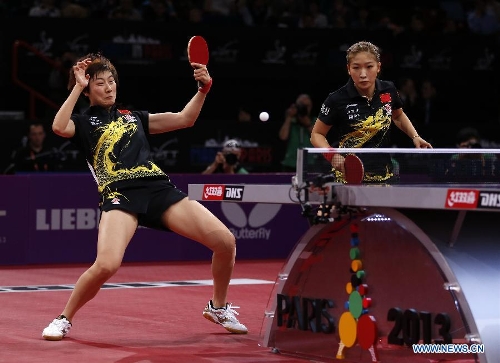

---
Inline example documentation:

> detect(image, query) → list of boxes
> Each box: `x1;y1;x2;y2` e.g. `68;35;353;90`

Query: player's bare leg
163;198;247;333
162;198;235;306
42;210;137;340
62;210;138;320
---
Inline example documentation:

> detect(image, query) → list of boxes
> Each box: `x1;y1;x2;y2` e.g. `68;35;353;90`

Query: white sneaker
202;300;248;334
42;315;72;341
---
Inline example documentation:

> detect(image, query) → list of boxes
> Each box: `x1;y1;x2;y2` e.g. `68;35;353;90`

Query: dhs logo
478;191;500;209
224;185;244;201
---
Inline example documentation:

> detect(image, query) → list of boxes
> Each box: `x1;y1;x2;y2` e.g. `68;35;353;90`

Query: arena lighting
362;213;391;222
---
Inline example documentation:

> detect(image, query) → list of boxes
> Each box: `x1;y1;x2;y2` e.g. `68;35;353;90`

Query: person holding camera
278;93;315;172
202;139;249;174
445;127;497;180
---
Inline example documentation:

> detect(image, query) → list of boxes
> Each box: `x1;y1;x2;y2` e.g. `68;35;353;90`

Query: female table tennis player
42;52;248;340
311;40;432;183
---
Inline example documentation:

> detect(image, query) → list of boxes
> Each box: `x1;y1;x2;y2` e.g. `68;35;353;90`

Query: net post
296;148;308;186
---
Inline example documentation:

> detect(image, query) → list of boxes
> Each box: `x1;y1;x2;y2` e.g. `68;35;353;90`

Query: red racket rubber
187;35;209;65
344;154;364;184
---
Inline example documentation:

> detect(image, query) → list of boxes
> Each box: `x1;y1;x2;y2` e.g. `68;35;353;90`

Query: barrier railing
11;39;61;120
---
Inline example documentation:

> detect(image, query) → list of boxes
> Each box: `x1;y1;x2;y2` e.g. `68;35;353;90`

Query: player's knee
92;259;120;279
206;229;236;255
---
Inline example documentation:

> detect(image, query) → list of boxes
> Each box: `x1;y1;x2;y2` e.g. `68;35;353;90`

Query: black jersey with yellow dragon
318;78;404;182
71;106;166;193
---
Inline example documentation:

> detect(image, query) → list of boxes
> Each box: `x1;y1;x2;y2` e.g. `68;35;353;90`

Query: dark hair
346;41;381;64
67;52;119;92
456;127;480;144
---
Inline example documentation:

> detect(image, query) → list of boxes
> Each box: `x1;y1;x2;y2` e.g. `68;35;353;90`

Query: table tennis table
189;148;500;363
188;182;500;211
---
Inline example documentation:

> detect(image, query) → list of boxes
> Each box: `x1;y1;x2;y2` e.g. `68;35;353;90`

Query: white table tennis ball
259;111;269;122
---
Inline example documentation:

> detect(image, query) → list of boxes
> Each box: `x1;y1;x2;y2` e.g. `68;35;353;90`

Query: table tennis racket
344;154;364;184
187;35;209;89
188;35;209;66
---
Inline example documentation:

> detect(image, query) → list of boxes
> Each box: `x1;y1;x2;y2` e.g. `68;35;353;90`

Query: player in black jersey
42;53;247;341
311;41;432;183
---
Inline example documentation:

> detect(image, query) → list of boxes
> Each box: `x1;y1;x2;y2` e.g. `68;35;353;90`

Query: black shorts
99;178;188;231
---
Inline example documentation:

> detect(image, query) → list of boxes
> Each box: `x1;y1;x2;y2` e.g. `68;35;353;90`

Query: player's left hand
413;137;432;148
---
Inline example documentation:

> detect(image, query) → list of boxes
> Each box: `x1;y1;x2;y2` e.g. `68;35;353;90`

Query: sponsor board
478;191;500;209
445;189;500;210
202;184;245;201
445;189;479;209
221;202;282;240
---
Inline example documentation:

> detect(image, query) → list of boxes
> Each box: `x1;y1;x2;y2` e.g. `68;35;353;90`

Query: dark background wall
1;14;499;173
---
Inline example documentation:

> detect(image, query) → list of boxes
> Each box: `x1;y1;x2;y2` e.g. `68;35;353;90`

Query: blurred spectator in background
350;5;373;30
187;6;204;23
48;49;80;107
420;4;445;33
298;0;328;28
0;0;8;16
202;139;249;174
328;0;352;26
141;0;177;22
237;106;252;122
397;77;420;123
371;8;404;35
466;0;500;35
7;0;31;17
408;12;428;35
9;122;57;173
437;2;466;34
266;0;301;28
446;126;497;180
203;0;232;17
416;79;446;126
442;15;462;34
279;93;315;172
439;0;466;23
248;0;269;26
29;0;61;17
202;0;253;26
1;0;498;34
60;0;89;18
108;0;143;20
452;126;495;161
456;126;482;148
229;0;255;26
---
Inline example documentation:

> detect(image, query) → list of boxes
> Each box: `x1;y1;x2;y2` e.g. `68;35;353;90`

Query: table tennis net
296;147;500;185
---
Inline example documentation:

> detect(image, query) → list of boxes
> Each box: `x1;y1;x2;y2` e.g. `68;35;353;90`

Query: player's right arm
311;118;345;172
310;118;331;148
53;59;91;138
52;85;82;138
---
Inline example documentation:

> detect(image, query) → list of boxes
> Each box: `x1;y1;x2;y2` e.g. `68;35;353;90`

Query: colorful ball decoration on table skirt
336;222;379;362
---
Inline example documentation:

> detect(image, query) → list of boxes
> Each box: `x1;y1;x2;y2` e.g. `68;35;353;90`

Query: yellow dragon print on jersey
92;117;164;193
339;107;391;149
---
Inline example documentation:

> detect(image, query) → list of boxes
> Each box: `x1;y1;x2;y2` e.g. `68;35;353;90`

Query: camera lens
225;153;238;165
296;103;308;116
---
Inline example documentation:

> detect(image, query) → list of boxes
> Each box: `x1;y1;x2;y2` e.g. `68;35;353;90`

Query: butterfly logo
220;202;282;240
